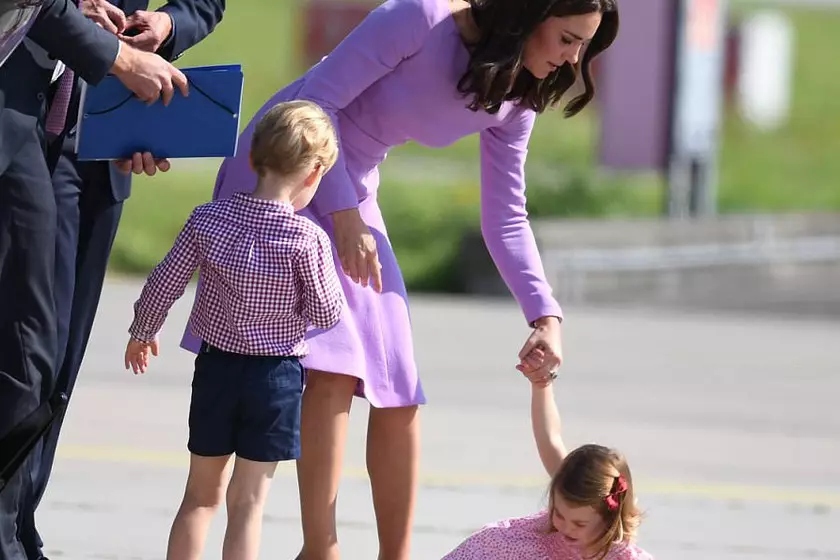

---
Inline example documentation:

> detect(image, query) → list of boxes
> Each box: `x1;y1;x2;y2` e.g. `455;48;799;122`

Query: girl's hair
456;0;619;117
549;444;642;560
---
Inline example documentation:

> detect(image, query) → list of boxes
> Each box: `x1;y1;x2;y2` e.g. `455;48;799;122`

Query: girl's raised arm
531;381;567;476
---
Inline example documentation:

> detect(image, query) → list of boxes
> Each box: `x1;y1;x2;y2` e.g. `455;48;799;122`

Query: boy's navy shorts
188;342;304;462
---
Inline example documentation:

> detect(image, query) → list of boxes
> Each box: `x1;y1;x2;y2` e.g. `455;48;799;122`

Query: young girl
442;350;654;560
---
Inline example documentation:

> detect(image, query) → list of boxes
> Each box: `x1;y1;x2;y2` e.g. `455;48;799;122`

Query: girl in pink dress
443;350;654;560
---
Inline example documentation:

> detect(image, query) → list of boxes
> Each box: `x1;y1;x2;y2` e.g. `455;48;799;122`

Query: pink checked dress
442;511;654;560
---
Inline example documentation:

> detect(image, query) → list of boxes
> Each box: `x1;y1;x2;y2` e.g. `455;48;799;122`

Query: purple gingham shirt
129;193;344;357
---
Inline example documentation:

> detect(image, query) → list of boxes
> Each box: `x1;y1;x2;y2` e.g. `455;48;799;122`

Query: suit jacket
0;0;119;176
67;0;226;202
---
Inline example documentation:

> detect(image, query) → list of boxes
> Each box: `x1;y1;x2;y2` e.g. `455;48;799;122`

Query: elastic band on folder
86;75;238;117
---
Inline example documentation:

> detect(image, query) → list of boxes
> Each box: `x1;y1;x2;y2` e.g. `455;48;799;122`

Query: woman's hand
516;316;563;386
332;208;383;292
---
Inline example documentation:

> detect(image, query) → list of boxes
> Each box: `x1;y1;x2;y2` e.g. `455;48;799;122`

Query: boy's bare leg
222;456;279;560
166;454;232;560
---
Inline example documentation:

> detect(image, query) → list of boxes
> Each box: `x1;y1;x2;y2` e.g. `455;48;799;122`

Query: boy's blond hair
250;100;339;178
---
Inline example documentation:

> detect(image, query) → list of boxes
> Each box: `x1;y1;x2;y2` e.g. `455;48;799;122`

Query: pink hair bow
604;474;628;511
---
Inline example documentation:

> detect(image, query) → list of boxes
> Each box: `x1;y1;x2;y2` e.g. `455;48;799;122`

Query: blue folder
75;63;244;160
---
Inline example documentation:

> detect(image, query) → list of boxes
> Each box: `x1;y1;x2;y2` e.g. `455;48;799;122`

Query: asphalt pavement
36;278;840;559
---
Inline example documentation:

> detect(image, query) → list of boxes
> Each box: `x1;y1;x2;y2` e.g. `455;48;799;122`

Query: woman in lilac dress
181;0;619;557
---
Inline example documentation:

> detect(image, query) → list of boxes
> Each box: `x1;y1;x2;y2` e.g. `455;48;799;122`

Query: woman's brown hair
457;0;619;117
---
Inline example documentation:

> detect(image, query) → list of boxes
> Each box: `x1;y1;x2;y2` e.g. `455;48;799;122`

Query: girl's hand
124;337;159;374
516;316;562;386
331;208;383;292
518;347;548;385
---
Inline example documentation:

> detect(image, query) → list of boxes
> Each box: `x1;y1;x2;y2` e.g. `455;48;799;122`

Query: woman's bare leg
296;370;358;560
366;405;420;560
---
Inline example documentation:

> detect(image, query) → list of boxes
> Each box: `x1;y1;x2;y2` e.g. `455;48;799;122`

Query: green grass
717;8;840;211
114;1;840;289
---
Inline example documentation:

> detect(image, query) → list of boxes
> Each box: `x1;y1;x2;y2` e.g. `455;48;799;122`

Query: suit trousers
17;136;124;558
0;123;58;560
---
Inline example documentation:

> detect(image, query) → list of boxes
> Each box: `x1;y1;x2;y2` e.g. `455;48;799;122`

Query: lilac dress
180;0;563;408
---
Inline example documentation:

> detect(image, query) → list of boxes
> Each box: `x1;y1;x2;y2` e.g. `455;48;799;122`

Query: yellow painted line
57;444;840;509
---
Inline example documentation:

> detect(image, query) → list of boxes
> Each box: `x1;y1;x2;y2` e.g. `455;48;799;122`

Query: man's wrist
154;7;176;55
158;11;174;45
110;41;131;75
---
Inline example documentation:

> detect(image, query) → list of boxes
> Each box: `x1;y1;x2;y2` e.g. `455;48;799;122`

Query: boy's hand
124;337;160;374
516;347;554;387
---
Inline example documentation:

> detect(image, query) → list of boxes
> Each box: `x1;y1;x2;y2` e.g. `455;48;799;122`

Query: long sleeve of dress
294;0;435;218
479;107;564;325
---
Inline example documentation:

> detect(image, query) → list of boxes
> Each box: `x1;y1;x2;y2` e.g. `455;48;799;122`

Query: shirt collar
231;192;295;213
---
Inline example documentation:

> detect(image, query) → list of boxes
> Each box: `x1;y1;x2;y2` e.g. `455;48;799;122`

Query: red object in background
723;22;741;105
303;1;373;66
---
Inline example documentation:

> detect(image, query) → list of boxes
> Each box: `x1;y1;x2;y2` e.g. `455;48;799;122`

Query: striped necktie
44;0;79;136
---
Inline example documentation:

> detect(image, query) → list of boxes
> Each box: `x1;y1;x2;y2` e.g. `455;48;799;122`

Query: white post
736;10;795;131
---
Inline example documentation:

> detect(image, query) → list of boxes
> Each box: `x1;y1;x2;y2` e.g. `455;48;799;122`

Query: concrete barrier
458;213;840;317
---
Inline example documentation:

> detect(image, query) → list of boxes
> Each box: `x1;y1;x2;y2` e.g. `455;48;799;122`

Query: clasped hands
82;0;180;175
517;316;563;387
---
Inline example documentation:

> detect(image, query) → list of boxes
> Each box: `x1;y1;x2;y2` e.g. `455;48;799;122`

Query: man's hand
110;43;188;105
114;152;171;176
81;0;127;35
119;10;173;53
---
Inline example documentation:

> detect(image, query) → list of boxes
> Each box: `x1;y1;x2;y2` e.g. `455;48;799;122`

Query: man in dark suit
0;2;189;558
17;1;224;558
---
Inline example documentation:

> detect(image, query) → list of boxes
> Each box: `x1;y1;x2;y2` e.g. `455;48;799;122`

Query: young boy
124;100;344;560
